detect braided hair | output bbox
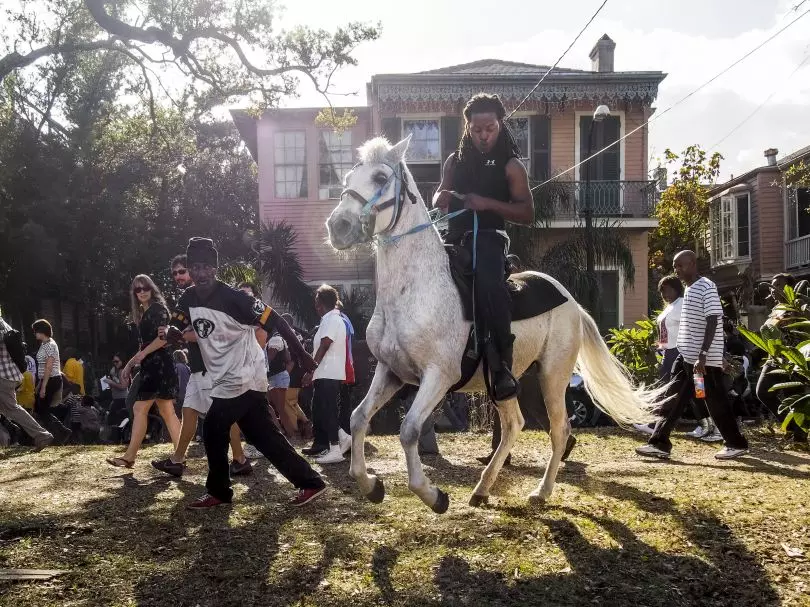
[455,93,523,165]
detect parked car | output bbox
[566,373,606,427]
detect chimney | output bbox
[764,148,778,166]
[589,34,616,73]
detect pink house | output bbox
[232,35,666,329]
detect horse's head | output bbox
[326,135,413,250]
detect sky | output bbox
[274,0,810,181]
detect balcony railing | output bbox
[786,235,810,269]
[538,180,659,220]
[414,180,659,220]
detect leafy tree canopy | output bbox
[649,145,723,274]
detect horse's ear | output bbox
[386,135,411,164]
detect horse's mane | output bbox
[357,137,392,165]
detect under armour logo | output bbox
[485,160,496,166]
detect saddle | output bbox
[445,244,569,395]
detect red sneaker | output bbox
[186,493,230,510]
[290,486,327,507]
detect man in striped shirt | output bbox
[636,250,749,460]
[0,316,53,450]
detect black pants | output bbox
[756,362,807,442]
[312,379,341,447]
[466,231,512,364]
[339,383,352,435]
[35,375,69,437]
[491,370,550,450]
[203,390,323,502]
[648,356,748,452]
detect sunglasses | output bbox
[172,269,188,276]
[113,360,121,364]
[133,286,152,294]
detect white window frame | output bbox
[318,130,353,200]
[710,192,751,266]
[274,130,307,200]
[400,117,442,164]
[573,110,626,213]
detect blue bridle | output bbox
[341,161,416,239]
[340,160,473,248]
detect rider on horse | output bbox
[433,93,535,401]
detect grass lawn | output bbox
[1,427,809,606]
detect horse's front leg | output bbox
[400,366,455,513]
[470,396,524,507]
[349,363,402,502]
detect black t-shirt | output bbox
[448,147,516,238]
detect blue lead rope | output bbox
[378,207,470,245]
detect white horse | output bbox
[326,136,662,513]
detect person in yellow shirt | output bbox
[62,348,85,396]
[16,370,35,410]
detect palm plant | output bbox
[539,222,635,306]
[251,220,318,327]
[508,176,634,330]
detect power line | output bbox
[505,0,609,120]
[532,5,810,190]
[708,51,810,151]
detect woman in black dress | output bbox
[107,274,180,467]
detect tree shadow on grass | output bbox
[473,477,781,607]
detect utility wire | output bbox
[708,51,810,151]
[532,6,810,190]
[505,0,609,119]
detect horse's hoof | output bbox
[431,489,450,514]
[469,493,489,508]
[366,477,385,504]
[527,493,547,507]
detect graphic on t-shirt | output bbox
[193,318,215,339]
[252,298,266,316]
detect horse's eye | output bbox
[373,173,388,187]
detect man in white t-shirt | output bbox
[301,284,347,464]
[636,250,749,460]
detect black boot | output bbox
[491,338,519,401]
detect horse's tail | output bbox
[575,305,664,427]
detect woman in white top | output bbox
[656,275,684,382]
[32,318,71,441]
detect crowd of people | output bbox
[0,237,366,509]
[633,251,807,459]
[1,241,807,510]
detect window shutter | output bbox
[736,194,750,257]
[441,116,461,163]
[381,117,400,144]
[579,116,593,182]
[600,116,621,181]
[531,115,550,180]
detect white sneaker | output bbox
[700,430,724,443]
[685,419,711,438]
[338,429,352,456]
[635,444,670,459]
[715,446,748,459]
[314,445,345,464]
[633,423,655,435]
[243,445,263,459]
